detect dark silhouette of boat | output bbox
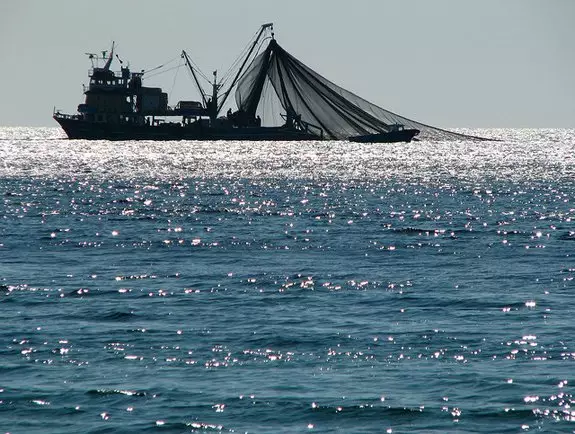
[349,125,419,143]
[54,24,484,143]
[53,113,318,141]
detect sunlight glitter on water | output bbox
[1,128,574,182]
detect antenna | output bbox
[85,53,97,68]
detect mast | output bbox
[216,23,274,115]
[103,42,115,71]
[210,70,219,123]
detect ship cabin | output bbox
[78,63,177,126]
[74,58,209,128]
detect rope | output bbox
[142,55,180,76]
[145,63,183,80]
[169,62,182,101]
[185,54,212,84]
[219,29,260,84]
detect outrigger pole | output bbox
[216,22,274,115]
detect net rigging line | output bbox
[144,62,183,80]
[220,36,272,90]
[183,53,212,85]
[219,28,262,86]
[168,62,182,103]
[141,55,181,77]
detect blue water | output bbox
[1,128,575,433]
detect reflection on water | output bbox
[0,127,574,182]
[0,128,575,432]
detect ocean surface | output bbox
[1,127,575,433]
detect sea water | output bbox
[1,127,574,433]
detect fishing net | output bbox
[235,39,486,141]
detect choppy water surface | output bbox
[1,127,575,433]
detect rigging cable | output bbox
[141,55,180,76]
[219,28,261,85]
[219,36,271,89]
[168,62,183,103]
[145,63,184,80]
[184,54,212,84]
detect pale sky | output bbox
[1,0,574,128]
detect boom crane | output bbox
[181,50,209,108]
[216,23,274,115]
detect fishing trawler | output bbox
[54,25,319,141]
[55,24,479,143]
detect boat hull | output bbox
[54,116,320,141]
[348,129,420,143]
